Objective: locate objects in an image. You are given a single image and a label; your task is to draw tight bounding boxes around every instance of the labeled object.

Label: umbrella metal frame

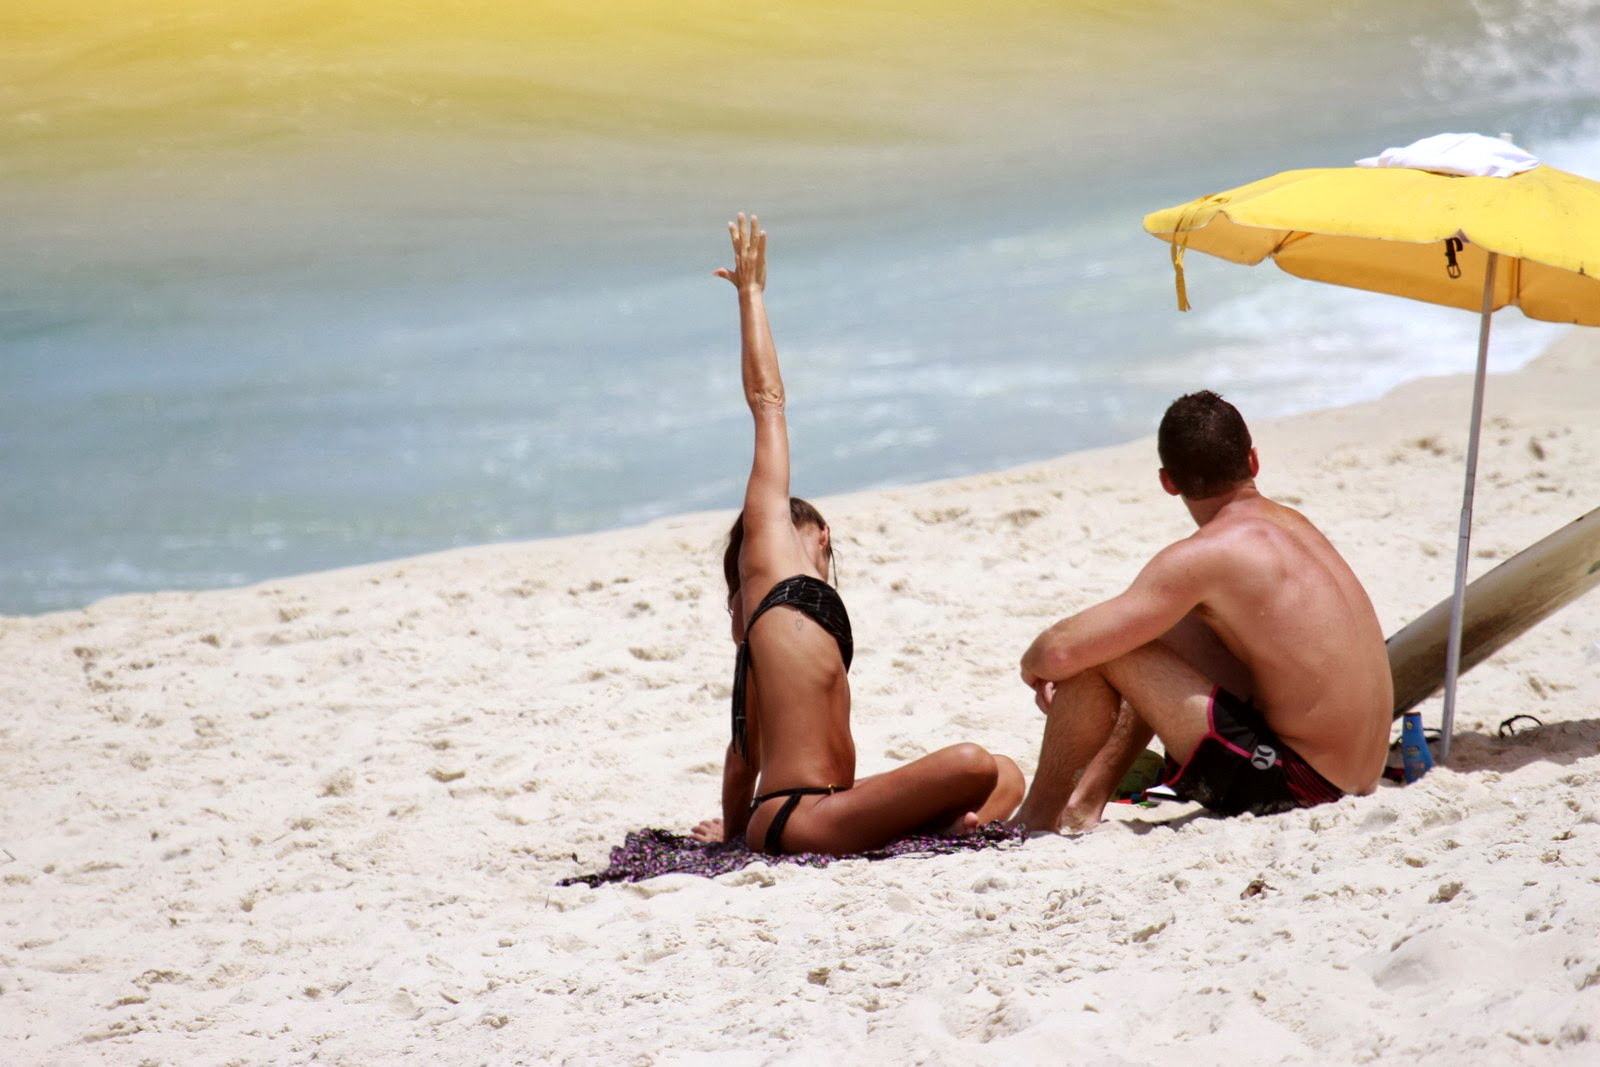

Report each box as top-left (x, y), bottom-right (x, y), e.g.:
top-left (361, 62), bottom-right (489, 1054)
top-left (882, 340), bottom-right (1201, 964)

top-left (1439, 250), bottom-right (1501, 763)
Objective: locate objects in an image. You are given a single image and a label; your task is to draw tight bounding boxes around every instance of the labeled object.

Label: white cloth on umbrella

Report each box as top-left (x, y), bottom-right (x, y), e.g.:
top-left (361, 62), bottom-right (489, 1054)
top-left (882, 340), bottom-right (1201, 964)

top-left (1355, 132), bottom-right (1540, 178)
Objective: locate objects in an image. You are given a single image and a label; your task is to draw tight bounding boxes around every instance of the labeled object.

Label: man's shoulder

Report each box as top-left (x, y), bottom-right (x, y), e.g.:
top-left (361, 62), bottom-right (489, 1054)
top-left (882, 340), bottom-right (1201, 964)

top-left (1141, 526), bottom-right (1244, 592)
top-left (1172, 507), bottom-right (1276, 553)
top-left (1208, 496), bottom-right (1322, 544)
top-left (1168, 502), bottom-right (1313, 577)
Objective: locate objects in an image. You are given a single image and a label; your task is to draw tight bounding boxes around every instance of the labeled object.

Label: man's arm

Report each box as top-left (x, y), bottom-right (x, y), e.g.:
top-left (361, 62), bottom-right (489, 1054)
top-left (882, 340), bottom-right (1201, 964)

top-left (1022, 543), bottom-right (1207, 687)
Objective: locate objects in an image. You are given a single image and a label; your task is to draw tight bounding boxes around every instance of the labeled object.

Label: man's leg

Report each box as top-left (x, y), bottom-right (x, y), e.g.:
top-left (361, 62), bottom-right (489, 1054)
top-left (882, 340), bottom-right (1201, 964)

top-left (1014, 640), bottom-right (1220, 832)
top-left (1058, 615), bottom-right (1251, 826)
top-left (1059, 702), bottom-right (1154, 830)
top-left (1011, 666), bottom-right (1122, 832)
top-left (1159, 613), bottom-right (1253, 699)
top-left (1100, 641), bottom-right (1218, 762)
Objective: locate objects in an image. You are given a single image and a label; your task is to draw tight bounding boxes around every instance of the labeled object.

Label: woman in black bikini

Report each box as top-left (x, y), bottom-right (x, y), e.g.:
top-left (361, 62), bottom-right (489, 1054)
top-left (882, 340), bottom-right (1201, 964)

top-left (691, 214), bottom-right (1023, 855)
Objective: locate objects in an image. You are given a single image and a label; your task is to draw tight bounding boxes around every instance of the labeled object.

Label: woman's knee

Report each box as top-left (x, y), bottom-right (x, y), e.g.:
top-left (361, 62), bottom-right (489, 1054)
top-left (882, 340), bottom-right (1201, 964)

top-left (941, 742), bottom-right (1000, 791)
top-left (993, 754), bottom-right (1025, 804)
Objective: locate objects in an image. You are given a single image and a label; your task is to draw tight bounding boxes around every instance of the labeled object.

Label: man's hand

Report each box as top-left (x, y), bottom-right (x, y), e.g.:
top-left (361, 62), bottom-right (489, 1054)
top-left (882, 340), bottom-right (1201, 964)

top-left (691, 817), bottom-right (727, 844)
top-left (713, 213), bottom-right (767, 292)
top-left (1033, 680), bottom-right (1056, 715)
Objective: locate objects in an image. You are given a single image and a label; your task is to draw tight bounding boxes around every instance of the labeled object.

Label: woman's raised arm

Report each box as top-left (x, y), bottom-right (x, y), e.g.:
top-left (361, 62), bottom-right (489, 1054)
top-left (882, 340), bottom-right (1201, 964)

top-left (715, 214), bottom-right (793, 557)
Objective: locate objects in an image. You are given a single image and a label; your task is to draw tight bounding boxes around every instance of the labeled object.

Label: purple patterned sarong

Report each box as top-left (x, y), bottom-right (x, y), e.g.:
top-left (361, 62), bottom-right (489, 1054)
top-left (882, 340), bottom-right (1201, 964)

top-left (558, 823), bottom-right (1025, 888)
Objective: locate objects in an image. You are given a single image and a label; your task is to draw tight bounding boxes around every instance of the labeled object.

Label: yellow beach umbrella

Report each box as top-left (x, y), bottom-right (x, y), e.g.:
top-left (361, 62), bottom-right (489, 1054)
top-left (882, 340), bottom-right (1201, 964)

top-left (1143, 134), bottom-right (1600, 764)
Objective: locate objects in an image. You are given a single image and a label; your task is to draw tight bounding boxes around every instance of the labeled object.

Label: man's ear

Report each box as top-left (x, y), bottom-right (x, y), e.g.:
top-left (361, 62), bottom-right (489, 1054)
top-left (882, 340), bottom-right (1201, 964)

top-left (1247, 448), bottom-right (1260, 478)
top-left (1158, 468), bottom-right (1182, 497)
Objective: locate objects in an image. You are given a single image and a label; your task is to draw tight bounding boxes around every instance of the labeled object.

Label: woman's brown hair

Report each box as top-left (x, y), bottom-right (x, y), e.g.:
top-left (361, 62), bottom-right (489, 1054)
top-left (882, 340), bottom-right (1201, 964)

top-left (723, 497), bottom-right (832, 602)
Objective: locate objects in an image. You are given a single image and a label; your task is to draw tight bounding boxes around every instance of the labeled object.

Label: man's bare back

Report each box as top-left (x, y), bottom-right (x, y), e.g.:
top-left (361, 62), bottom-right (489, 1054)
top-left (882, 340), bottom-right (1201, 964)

top-left (1012, 390), bottom-right (1391, 831)
top-left (1140, 491), bottom-right (1391, 792)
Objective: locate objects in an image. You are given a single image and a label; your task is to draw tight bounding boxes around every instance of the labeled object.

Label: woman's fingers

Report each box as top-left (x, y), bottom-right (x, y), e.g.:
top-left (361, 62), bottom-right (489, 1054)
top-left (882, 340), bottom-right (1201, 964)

top-left (718, 213), bottom-right (766, 287)
top-left (719, 216), bottom-right (746, 284)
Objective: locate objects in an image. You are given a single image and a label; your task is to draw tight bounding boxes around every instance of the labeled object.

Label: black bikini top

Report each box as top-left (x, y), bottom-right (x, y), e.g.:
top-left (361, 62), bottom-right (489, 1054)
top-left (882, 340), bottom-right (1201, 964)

top-left (730, 574), bottom-right (854, 761)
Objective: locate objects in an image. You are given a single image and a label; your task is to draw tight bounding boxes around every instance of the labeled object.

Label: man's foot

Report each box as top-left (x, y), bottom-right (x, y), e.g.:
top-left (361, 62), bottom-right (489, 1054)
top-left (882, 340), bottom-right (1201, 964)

top-left (1005, 802), bottom-right (1101, 836)
top-left (1059, 800), bottom-right (1105, 833)
top-left (1006, 798), bottom-right (1060, 834)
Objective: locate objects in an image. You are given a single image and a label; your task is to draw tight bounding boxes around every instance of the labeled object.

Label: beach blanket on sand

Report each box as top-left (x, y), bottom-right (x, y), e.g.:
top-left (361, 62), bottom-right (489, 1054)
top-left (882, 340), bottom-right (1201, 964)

top-left (559, 823), bottom-right (1025, 888)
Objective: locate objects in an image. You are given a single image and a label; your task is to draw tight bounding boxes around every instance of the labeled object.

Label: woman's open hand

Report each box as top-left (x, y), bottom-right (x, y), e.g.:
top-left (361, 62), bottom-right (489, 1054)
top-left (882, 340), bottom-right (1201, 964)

top-left (713, 213), bottom-right (767, 292)
top-left (690, 817), bottom-right (727, 843)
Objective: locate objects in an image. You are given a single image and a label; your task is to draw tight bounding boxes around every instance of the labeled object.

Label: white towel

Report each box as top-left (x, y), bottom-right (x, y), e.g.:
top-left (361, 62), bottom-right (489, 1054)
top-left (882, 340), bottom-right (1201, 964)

top-left (1355, 132), bottom-right (1540, 177)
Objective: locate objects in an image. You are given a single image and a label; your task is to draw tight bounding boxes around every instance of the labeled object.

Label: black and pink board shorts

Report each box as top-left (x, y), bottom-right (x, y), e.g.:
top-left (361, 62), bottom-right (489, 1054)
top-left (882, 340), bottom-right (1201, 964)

top-left (1159, 686), bottom-right (1345, 816)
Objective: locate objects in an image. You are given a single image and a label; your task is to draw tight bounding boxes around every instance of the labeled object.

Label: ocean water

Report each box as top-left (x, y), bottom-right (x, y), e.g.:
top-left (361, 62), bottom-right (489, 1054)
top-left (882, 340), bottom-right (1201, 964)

top-left (3, 0), bottom-right (1598, 614)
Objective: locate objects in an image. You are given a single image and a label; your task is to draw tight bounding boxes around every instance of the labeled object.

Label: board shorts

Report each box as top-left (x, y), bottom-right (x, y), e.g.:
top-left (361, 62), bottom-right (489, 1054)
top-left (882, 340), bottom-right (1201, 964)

top-left (1158, 686), bottom-right (1345, 816)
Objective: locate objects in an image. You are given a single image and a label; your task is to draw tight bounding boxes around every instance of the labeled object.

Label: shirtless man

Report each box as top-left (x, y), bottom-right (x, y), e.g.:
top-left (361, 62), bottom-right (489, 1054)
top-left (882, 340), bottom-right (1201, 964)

top-left (1012, 390), bottom-right (1392, 831)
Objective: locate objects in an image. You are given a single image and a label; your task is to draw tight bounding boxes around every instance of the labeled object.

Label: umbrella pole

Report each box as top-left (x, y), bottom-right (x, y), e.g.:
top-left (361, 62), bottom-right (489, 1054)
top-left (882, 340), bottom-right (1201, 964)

top-left (1440, 251), bottom-right (1500, 763)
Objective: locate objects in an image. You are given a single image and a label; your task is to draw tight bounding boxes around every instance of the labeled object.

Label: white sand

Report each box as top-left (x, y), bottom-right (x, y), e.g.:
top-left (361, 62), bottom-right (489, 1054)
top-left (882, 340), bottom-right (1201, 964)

top-left (3, 330), bottom-right (1599, 1064)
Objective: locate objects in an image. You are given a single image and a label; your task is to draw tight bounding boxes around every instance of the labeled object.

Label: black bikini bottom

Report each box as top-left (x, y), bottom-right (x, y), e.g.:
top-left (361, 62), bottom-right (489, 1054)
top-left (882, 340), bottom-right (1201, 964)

top-left (749, 785), bottom-right (840, 854)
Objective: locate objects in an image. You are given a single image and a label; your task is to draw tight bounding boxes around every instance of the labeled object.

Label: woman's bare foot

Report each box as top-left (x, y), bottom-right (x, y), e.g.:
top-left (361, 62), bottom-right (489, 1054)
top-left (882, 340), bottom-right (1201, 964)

top-left (939, 811), bottom-right (982, 836)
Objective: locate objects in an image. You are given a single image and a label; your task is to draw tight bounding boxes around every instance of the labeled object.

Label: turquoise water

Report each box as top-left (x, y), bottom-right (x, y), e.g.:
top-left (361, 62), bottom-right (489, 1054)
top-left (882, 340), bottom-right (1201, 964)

top-left (2, 0), bottom-right (1597, 613)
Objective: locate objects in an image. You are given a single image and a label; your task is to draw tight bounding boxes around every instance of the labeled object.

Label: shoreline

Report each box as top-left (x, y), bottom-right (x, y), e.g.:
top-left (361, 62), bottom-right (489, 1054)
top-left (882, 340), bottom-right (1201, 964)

top-left (3, 328), bottom-right (1598, 1061)
top-left (5, 320), bottom-right (1576, 626)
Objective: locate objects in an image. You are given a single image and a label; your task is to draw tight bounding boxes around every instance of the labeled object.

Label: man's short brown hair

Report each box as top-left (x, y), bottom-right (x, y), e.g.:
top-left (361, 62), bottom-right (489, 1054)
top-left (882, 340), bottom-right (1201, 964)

top-left (1157, 390), bottom-right (1253, 499)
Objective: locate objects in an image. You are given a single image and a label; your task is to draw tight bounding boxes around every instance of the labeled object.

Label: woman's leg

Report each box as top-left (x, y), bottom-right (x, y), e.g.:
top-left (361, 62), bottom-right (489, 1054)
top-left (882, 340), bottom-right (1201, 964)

top-left (749, 743), bottom-right (1016, 855)
top-left (978, 755), bottom-right (1025, 825)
